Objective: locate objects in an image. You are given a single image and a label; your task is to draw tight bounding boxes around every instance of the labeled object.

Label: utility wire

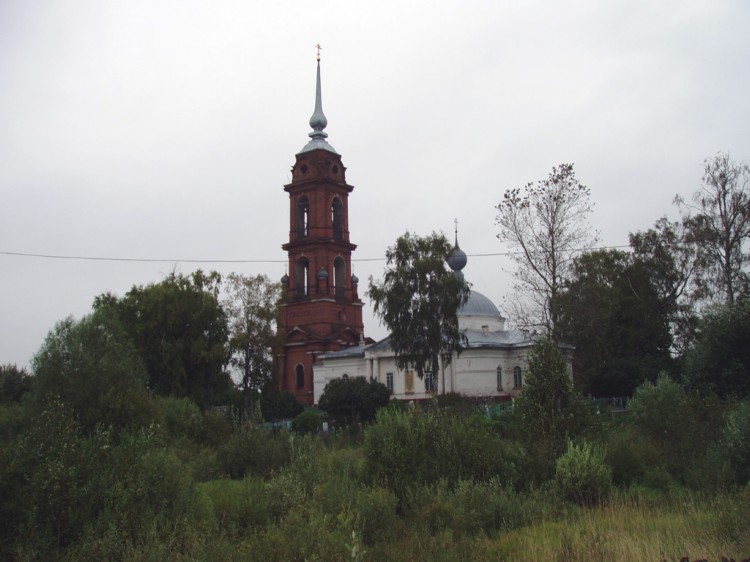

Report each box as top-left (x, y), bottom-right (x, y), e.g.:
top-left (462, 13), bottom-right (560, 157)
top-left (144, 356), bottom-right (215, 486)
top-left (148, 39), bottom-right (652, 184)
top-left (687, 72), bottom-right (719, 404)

top-left (1, 245), bottom-right (633, 264)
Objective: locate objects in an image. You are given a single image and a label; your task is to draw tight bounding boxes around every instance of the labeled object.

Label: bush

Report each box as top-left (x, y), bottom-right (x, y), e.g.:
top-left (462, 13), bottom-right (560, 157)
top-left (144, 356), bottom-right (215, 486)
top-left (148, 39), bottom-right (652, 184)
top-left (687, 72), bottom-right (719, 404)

top-left (30, 309), bottom-right (155, 433)
top-left (513, 337), bottom-right (594, 481)
top-left (364, 407), bottom-right (520, 503)
top-left (292, 409), bottom-right (322, 435)
top-left (216, 428), bottom-right (291, 478)
top-left (628, 373), bottom-right (702, 479)
top-left (554, 440), bottom-right (612, 506)
top-left (260, 391), bottom-right (304, 422)
top-left (604, 424), bottom-right (664, 486)
top-left (318, 376), bottom-right (390, 425)
top-left (720, 400), bottom-right (750, 485)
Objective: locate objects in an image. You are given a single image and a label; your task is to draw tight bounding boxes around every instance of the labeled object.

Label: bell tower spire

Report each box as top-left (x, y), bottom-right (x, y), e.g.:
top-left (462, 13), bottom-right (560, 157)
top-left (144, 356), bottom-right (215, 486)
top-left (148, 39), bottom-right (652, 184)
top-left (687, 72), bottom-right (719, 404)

top-left (299, 44), bottom-right (337, 155)
top-left (276, 50), bottom-right (365, 405)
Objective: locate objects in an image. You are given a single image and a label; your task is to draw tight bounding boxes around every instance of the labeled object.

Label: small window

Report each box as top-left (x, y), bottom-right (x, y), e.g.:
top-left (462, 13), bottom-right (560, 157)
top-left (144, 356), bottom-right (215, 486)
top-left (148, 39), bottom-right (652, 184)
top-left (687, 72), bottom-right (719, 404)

top-left (496, 366), bottom-right (503, 391)
top-left (296, 364), bottom-right (305, 389)
top-left (425, 372), bottom-right (436, 393)
top-left (513, 366), bottom-right (523, 389)
top-left (342, 373), bottom-right (349, 381)
top-left (386, 372), bottom-right (394, 394)
top-left (405, 371), bottom-right (414, 394)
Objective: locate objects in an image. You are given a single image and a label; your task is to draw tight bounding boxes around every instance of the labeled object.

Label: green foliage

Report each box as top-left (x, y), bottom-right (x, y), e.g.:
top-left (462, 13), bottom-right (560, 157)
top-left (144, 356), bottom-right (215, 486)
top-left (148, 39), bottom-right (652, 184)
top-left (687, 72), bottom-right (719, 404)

top-left (0, 363), bottom-right (32, 403)
top-left (626, 373), bottom-right (722, 483)
top-left (198, 478), bottom-right (273, 538)
top-left (603, 424), bottom-right (664, 487)
top-left (514, 337), bottom-right (592, 478)
top-left (318, 376), bottom-right (390, 425)
top-left (554, 440), bottom-right (612, 505)
top-left (292, 409), bottom-right (322, 435)
top-left (30, 307), bottom-right (154, 432)
top-left (99, 270), bottom-right (232, 405)
top-left (363, 407), bottom-right (520, 503)
top-left (720, 400), bottom-right (750, 485)
top-left (216, 427), bottom-right (291, 478)
top-left (367, 231), bottom-right (470, 378)
top-left (406, 478), bottom-right (550, 538)
top-left (222, 273), bottom-right (282, 404)
top-left (557, 248), bottom-right (676, 396)
top-left (682, 300), bottom-right (750, 398)
top-left (260, 390), bottom-right (304, 421)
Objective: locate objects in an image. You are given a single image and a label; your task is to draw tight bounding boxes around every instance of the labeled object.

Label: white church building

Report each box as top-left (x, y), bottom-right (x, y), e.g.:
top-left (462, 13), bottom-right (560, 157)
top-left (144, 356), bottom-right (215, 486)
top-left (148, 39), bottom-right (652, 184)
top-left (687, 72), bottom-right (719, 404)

top-left (312, 236), bottom-right (564, 404)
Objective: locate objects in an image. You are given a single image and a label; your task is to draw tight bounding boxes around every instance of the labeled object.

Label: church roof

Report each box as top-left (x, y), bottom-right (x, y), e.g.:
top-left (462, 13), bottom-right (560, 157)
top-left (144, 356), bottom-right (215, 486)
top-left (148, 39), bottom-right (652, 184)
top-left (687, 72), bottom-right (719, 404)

top-left (459, 290), bottom-right (501, 318)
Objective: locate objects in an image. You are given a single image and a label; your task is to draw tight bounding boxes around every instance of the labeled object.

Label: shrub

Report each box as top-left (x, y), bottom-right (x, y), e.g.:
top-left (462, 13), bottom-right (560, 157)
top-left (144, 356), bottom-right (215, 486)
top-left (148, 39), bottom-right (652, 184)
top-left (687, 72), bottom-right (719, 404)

top-left (260, 390), bottom-right (304, 422)
top-left (30, 309), bottom-right (155, 433)
top-left (628, 373), bottom-right (701, 479)
top-left (216, 428), bottom-right (291, 478)
top-left (318, 376), bottom-right (390, 425)
top-left (554, 440), bottom-right (612, 505)
top-left (513, 337), bottom-right (594, 481)
top-left (292, 409), bottom-right (322, 435)
top-left (721, 400), bottom-right (750, 485)
top-left (604, 424), bottom-right (664, 486)
top-left (364, 407), bottom-right (520, 503)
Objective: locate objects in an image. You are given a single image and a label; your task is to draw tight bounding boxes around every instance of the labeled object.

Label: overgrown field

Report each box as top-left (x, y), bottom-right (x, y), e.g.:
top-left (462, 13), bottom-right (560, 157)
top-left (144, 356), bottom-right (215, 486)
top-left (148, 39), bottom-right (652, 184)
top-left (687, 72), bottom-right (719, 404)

top-left (2, 393), bottom-right (749, 561)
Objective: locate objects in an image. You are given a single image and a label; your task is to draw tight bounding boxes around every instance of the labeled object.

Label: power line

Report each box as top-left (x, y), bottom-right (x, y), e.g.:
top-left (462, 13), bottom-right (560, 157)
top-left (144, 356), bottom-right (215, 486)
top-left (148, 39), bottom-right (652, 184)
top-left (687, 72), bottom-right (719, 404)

top-left (1, 245), bottom-right (633, 264)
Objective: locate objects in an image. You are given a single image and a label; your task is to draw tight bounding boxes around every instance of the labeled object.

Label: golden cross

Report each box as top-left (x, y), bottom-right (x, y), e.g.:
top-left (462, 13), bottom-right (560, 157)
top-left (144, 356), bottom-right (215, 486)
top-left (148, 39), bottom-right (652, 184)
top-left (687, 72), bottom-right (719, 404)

top-left (316, 43), bottom-right (322, 62)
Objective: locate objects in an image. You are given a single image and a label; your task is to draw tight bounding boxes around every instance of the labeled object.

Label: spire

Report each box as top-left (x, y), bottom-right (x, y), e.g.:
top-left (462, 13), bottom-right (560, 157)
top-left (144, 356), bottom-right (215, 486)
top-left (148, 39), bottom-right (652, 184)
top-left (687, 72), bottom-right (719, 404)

top-left (299, 44), bottom-right (338, 155)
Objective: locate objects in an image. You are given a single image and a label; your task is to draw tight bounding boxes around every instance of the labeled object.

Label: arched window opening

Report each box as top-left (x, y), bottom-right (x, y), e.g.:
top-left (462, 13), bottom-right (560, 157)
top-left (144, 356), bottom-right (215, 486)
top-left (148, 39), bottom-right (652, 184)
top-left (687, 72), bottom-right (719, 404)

top-left (513, 366), bottom-right (523, 389)
top-left (496, 366), bottom-right (503, 391)
top-left (296, 196), bottom-right (309, 238)
top-left (296, 364), bottom-right (305, 389)
top-left (333, 256), bottom-right (346, 298)
top-left (332, 197), bottom-right (343, 240)
top-left (342, 373), bottom-right (349, 381)
top-left (295, 257), bottom-right (310, 297)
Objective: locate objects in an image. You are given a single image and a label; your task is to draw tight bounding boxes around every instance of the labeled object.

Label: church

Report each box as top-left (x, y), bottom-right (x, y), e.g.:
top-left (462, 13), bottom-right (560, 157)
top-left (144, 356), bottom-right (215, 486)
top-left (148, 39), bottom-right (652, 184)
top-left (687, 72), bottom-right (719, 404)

top-left (276, 55), bottom-right (557, 406)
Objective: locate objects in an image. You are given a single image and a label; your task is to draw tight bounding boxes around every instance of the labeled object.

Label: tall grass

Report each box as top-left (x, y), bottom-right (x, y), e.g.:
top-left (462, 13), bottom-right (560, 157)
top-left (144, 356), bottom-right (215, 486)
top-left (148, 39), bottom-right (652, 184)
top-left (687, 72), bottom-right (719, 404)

top-left (486, 488), bottom-right (750, 562)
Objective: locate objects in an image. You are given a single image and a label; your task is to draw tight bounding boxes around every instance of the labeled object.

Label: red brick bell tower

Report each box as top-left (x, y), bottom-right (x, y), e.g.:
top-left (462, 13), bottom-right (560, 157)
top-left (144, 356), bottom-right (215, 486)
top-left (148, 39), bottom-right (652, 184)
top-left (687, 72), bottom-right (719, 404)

top-left (277, 55), bottom-right (366, 405)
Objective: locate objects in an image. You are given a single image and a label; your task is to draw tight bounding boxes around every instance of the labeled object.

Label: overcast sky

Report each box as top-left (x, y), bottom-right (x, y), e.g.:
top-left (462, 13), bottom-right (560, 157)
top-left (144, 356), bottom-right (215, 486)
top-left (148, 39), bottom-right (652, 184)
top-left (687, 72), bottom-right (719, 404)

top-left (2, 0), bottom-right (749, 369)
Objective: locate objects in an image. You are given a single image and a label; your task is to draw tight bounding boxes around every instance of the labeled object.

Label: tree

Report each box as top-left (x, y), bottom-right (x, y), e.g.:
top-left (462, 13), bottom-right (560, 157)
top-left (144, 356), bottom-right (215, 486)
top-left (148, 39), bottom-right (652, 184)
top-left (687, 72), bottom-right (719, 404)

top-left (367, 232), bottom-right (470, 381)
top-left (30, 307), bottom-right (153, 432)
top-left (221, 273), bottom-right (282, 415)
top-left (676, 153), bottom-right (750, 304)
top-left (96, 270), bottom-right (231, 406)
top-left (513, 337), bottom-right (591, 478)
top-left (556, 247), bottom-right (676, 396)
top-left (496, 163), bottom-right (597, 339)
top-left (682, 299), bottom-right (750, 398)
top-left (318, 377), bottom-right (390, 425)
top-left (629, 217), bottom-right (700, 353)
top-left (627, 373), bottom-right (698, 476)
top-left (0, 364), bottom-right (32, 403)
top-left (259, 390), bottom-right (304, 422)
